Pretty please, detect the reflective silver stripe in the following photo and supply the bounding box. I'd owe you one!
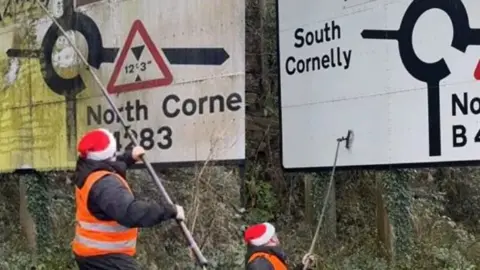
[74,235,136,250]
[78,221,130,233]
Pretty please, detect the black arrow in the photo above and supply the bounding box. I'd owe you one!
[7,47,230,66]
[361,30,399,40]
[162,48,229,65]
[131,45,145,61]
[6,47,119,64]
[6,49,41,58]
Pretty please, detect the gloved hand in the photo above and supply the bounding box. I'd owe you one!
[174,204,185,221]
[300,253,316,270]
[131,146,145,161]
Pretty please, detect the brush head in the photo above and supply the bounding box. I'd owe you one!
[345,130,354,150]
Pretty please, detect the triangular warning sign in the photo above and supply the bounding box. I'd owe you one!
[475,60,480,80]
[131,45,144,61]
[107,20,173,94]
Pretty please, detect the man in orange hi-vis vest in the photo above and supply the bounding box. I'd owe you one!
[244,223,314,270]
[73,128,185,270]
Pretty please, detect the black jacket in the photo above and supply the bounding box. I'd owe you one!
[73,151,177,270]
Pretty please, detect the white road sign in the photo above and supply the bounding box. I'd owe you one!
[0,0,244,171]
[277,0,480,170]
[84,0,246,165]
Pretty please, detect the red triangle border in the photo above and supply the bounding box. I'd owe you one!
[475,60,480,81]
[107,20,173,94]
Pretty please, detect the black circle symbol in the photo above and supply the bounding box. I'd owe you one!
[35,0,119,161]
[40,1,118,96]
[396,0,471,83]
[361,0,480,157]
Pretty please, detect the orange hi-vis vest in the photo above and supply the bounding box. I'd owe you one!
[72,170,138,257]
[248,252,287,270]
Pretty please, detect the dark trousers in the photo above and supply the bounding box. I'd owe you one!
[75,253,139,270]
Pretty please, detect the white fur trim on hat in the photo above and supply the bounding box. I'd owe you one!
[86,128,117,160]
[249,222,276,246]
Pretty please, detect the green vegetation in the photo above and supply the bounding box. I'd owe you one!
[3,167,480,269]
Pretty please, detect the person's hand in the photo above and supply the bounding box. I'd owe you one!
[174,204,185,221]
[131,146,145,161]
[301,253,316,269]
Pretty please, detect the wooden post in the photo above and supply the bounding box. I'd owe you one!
[322,174,337,250]
[19,175,37,253]
[377,170,413,266]
[17,168,51,259]
[259,0,269,96]
[239,165,247,209]
[375,175,393,261]
[304,174,314,225]
[311,173,337,253]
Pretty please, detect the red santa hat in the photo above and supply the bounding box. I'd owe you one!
[77,128,117,160]
[243,222,276,246]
